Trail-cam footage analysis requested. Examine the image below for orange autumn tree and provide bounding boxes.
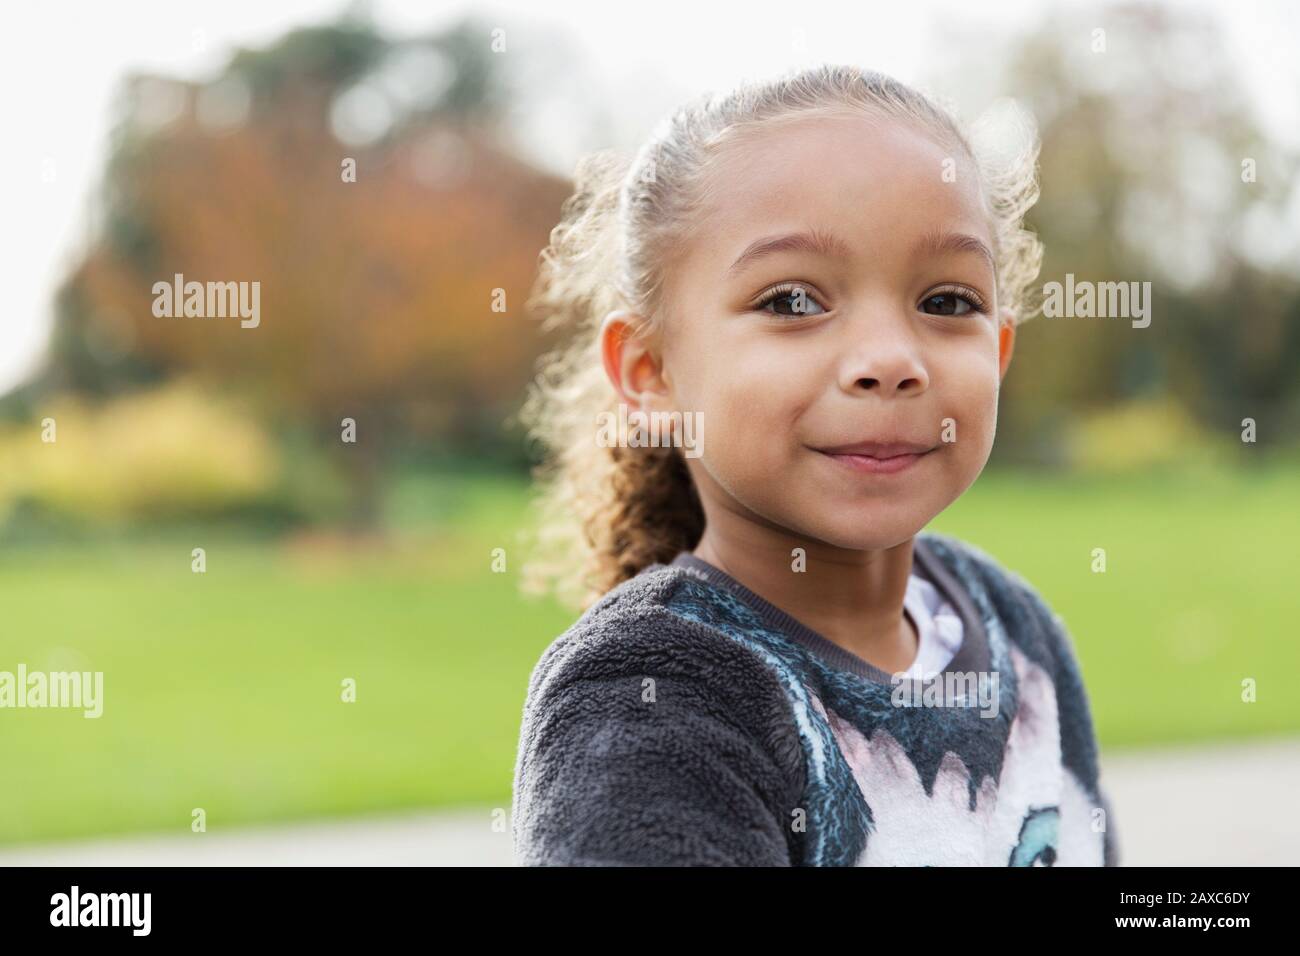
[48,16,571,525]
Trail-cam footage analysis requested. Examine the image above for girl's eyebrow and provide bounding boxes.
[915,229,995,270]
[726,227,994,276]
[726,228,852,276]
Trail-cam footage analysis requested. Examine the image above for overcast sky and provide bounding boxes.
[2,0,1296,395]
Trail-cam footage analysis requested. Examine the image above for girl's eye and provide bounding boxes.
[920,288,985,316]
[755,284,827,318]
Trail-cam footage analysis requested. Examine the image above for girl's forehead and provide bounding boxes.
[706,113,980,208]
[693,115,992,265]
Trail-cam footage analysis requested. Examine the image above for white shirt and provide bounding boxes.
[899,572,965,680]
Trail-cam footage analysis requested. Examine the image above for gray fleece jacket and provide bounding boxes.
[510,530,1119,866]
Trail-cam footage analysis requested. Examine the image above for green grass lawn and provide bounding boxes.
[1,461,1297,846]
[928,458,1300,749]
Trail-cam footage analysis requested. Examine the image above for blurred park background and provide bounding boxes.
[1,0,1298,858]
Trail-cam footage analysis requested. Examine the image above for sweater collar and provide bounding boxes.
[667,534,991,685]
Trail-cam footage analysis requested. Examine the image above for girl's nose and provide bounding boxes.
[837,312,929,397]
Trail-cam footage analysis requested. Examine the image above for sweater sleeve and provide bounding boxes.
[511,607,806,866]
[1101,785,1121,866]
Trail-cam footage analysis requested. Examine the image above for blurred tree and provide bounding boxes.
[30,14,571,527]
[934,1,1300,463]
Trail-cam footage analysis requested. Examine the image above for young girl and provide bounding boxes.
[510,64,1118,867]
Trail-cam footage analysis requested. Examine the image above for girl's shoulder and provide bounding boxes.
[916,529,1092,684]
[512,562,808,865]
[522,559,794,710]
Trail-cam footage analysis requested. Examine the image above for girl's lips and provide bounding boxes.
[817,448,933,474]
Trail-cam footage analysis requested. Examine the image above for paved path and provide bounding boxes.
[1098,735,1300,866]
[2,737,1296,866]
[0,808,515,867]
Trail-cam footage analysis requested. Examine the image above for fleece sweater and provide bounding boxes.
[510,529,1119,867]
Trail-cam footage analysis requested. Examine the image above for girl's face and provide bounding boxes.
[614,113,1017,552]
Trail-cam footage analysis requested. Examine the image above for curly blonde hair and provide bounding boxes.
[518,64,1044,612]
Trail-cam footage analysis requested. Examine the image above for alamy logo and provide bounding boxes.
[152,273,260,328]
[0,664,103,718]
[596,403,703,458]
[891,669,1000,718]
[1041,273,1151,328]
[50,886,151,936]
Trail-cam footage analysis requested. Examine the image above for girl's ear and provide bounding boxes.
[600,310,670,408]
[997,307,1017,382]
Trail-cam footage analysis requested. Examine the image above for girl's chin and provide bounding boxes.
[791,517,933,553]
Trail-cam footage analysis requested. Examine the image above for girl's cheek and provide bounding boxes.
[698,381,786,469]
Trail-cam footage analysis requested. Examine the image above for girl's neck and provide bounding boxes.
[692,521,919,675]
